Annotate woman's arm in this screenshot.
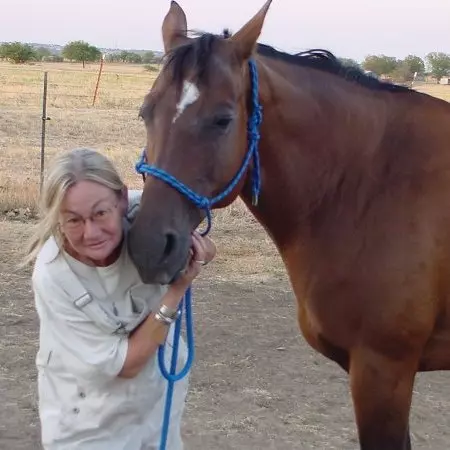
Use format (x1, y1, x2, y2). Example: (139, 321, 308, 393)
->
(117, 284, 186, 378)
(119, 230, 217, 378)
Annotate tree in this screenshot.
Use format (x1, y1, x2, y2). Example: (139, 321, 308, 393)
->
(43, 55, 64, 62)
(142, 51, 156, 64)
(62, 40, 101, 68)
(402, 55, 425, 76)
(339, 57, 360, 69)
(117, 50, 142, 64)
(362, 55, 399, 76)
(426, 52, 450, 82)
(118, 50, 131, 62)
(391, 55, 425, 83)
(35, 46, 53, 61)
(105, 52, 121, 63)
(107, 49, 157, 65)
(0, 42, 37, 64)
(126, 52, 142, 64)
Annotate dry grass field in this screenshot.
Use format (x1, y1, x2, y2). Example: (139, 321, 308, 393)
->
(0, 61, 159, 214)
(1, 60, 450, 215)
(1, 60, 450, 449)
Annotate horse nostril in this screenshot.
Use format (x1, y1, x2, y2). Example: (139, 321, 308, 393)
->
(163, 232, 178, 260)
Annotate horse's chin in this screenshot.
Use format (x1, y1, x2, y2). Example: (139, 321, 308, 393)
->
(167, 253, 191, 285)
(138, 249, 190, 286)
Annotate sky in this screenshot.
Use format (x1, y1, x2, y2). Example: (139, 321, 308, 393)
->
(1, 0, 449, 62)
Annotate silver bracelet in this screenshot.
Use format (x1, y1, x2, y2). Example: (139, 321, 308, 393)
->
(154, 311, 172, 326)
(159, 304, 179, 320)
(154, 305, 181, 326)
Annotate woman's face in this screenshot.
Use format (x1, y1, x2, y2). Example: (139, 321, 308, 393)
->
(59, 180, 127, 266)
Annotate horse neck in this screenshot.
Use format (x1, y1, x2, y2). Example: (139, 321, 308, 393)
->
(240, 56, 396, 250)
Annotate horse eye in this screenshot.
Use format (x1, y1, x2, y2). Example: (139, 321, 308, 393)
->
(212, 115, 233, 130)
(139, 103, 154, 123)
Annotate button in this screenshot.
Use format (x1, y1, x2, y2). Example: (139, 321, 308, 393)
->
(73, 407, 80, 414)
(79, 392, 86, 399)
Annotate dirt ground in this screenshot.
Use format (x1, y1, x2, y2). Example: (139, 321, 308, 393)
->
(1, 219, 450, 450)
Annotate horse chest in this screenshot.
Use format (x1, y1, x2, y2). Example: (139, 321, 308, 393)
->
(284, 262, 361, 355)
(294, 294, 351, 369)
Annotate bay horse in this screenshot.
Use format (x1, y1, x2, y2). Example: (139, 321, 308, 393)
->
(127, 1, 450, 448)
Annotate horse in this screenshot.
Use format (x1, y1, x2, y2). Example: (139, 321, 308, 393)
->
(127, 1, 450, 448)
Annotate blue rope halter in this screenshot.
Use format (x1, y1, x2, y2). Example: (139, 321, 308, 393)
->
(135, 58, 262, 450)
(135, 58, 262, 236)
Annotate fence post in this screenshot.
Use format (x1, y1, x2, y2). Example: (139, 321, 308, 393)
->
(92, 54, 105, 106)
(40, 71, 49, 194)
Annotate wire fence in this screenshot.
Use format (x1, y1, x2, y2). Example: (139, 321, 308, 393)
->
(0, 62, 160, 213)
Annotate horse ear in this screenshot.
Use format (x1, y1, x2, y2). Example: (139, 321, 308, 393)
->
(229, 0, 272, 61)
(162, 1, 190, 53)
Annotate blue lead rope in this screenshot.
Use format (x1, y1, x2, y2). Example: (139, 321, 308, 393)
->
(157, 288, 194, 450)
(135, 58, 262, 450)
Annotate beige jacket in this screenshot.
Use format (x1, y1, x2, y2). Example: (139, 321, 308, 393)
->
(32, 190, 188, 449)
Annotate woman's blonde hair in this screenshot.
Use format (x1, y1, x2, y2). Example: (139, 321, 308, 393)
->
(22, 147, 125, 266)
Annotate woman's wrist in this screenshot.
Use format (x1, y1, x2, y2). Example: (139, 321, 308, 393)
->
(161, 283, 188, 309)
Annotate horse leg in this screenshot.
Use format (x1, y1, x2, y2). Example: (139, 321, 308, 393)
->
(349, 347, 418, 450)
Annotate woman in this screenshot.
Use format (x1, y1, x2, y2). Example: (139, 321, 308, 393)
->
(24, 147, 216, 449)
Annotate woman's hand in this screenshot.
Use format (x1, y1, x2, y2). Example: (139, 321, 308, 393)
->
(171, 231, 217, 292)
(191, 230, 217, 266)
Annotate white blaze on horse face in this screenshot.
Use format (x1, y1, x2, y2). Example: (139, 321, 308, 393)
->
(172, 80, 200, 123)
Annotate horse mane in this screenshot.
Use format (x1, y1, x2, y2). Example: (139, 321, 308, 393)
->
(164, 29, 411, 93)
